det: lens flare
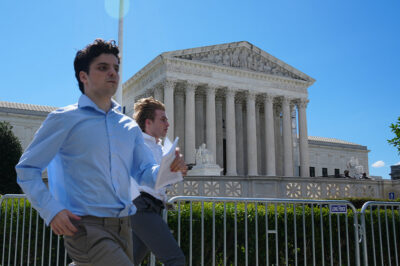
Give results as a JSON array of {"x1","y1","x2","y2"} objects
[{"x1": 104, "y1": 0, "x2": 130, "y2": 19}]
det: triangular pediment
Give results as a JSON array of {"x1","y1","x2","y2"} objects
[{"x1": 162, "y1": 41, "x2": 314, "y2": 83}]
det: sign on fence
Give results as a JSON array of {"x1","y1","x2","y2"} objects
[
  {"x1": 329, "y1": 204, "x2": 347, "y2": 213},
  {"x1": 389, "y1": 192, "x2": 395, "y2": 200}
]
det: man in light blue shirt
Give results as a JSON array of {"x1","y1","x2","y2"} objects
[{"x1": 15, "y1": 39, "x2": 186, "y2": 266}]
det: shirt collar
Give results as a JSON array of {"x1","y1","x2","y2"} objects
[
  {"x1": 142, "y1": 132, "x2": 161, "y2": 145},
  {"x1": 78, "y1": 94, "x2": 121, "y2": 113}
]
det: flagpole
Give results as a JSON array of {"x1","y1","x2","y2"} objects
[{"x1": 116, "y1": 0, "x2": 124, "y2": 106}]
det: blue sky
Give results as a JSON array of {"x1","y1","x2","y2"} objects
[{"x1": 1, "y1": 0, "x2": 399, "y2": 178}]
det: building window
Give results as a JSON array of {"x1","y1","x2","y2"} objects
[
  {"x1": 322, "y1": 168, "x2": 328, "y2": 177},
  {"x1": 310, "y1": 167, "x2": 315, "y2": 177},
  {"x1": 334, "y1": 169, "x2": 340, "y2": 177}
]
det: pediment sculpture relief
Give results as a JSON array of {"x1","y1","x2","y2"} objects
[{"x1": 174, "y1": 47, "x2": 305, "y2": 81}]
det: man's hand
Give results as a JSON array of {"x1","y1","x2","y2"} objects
[
  {"x1": 50, "y1": 209, "x2": 81, "y2": 236},
  {"x1": 170, "y1": 148, "x2": 188, "y2": 175}
]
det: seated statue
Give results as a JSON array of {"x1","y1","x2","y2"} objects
[{"x1": 188, "y1": 143, "x2": 222, "y2": 176}]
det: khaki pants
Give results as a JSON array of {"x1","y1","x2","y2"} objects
[{"x1": 64, "y1": 216, "x2": 133, "y2": 266}]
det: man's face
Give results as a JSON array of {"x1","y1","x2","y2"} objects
[
  {"x1": 145, "y1": 109, "x2": 169, "y2": 140},
  {"x1": 79, "y1": 53, "x2": 119, "y2": 98}
]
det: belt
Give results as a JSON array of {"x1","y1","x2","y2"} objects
[
  {"x1": 79, "y1": 215, "x2": 130, "y2": 226},
  {"x1": 140, "y1": 192, "x2": 164, "y2": 208}
]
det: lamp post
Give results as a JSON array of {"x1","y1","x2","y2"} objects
[{"x1": 116, "y1": 0, "x2": 124, "y2": 106}]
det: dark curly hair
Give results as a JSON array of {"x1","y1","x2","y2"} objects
[
  {"x1": 74, "y1": 39, "x2": 120, "y2": 93},
  {"x1": 133, "y1": 97, "x2": 165, "y2": 132}
]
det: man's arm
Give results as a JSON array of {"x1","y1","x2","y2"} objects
[
  {"x1": 16, "y1": 111, "x2": 69, "y2": 225},
  {"x1": 130, "y1": 128, "x2": 159, "y2": 188}
]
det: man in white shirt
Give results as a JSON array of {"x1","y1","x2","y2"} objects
[{"x1": 131, "y1": 97, "x2": 185, "y2": 266}]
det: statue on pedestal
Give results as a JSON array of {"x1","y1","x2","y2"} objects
[{"x1": 187, "y1": 143, "x2": 223, "y2": 176}]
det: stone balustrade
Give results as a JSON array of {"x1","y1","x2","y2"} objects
[{"x1": 167, "y1": 176, "x2": 399, "y2": 200}]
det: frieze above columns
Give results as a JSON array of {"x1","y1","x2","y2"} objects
[{"x1": 174, "y1": 47, "x2": 306, "y2": 81}]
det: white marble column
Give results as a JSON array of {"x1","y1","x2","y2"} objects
[
  {"x1": 185, "y1": 83, "x2": 196, "y2": 164},
  {"x1": 282, "y1": 97, "x2": 293, "y2": 176},
  {"x1": 298, "y1": 99, "x2": 310, "y2": 177},
  {"x1": 206, "y1": 86, "x2": 217, "y2": 161},
  {"x1": 274, "y1": 104, "x2": 283, "y2": 176},
  {"x1": 163, "y1": 80, "x2": 175, "y2": 141},
  {"x1": 246, "y1": 91, "x2": 258, "y2": 176},
  {"x1": 216, "y1": 99, "x2": 224, "y2": 168},
  {"x1": 153, "y1": 86, "x2": 162, "y2": 102},
  {"x1": 225, "y1": 89, "x2": 237, "y2": 176},
  {"x1": 264, "y1": 94, "x2": 276, "y2": 176},
  {"x1": 235, "y1": 99, "x2": 244, "y2": 175}
]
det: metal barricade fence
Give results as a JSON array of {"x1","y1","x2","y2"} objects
[
  {"x1": 0, "y1": 194, "x2": 70, "y2": 266},
  {"x1": 360, "y1": 201, "x2": 400, "y2": 266},
  {"x1": 164, "y1": 196, "x2": 360, "y2": 266},
  {"x1": 0, "y1": 195, "x2": 368, "y2": 265}
]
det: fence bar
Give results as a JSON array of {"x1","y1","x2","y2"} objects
[
  {"x1": 234, "y1": 202, "x2": 237, "y2": 266},
  {"x1": 284, "y1": 203, "x2": 288, "y2": 265},
  {"x1": 224, "y1": 202, "x2": 227, "y2": 266},
  {"x1": 201, "y1": 201, "x2": 204, "y2": 266},
  {"x1": 20, "y1": 199, "x2": 26, "y2": 266},
  {"x1": 345, "y1": 212, "x2": 350, "y2": 266},
  {"x1": 302, "y1": 204, "x2": 306, "y2": 266},
  {"x1": 320, "y1": 203, "x2": 325, "y2": 266},
  {"x1": 378, "y1": 206, "x2": 384, "y2": 266},
  {"x1": 244, "y1": 202, "x2": 248, "y2": 266},
  {"x1": 212, "y1": 201, "x2": 215, "y2": 266},
  {"x1": 328, "y1": 208, "x2": 333, "y2": 266},
  {"x1": 385, "y1": 206, "x2": 392, "y2": 266},
  {"x1": 337, "y1": 214, "x2": 342, "y2": 266},
  {"x1": 293, "y1": 203, "x2": 297, "y2": 266},
  {"x1": 189, "y1": 201, "x2": 193, "y2": 266},
  {"x1": 392, "y1": 206, "x2": 398, "y2": 266},
  {"x1": 265, "y1": 202, "x2": 269, "y2": 266},
  {"x1": 311, "y1": 203, "x2": 316, "y2": 266},
  {"x1": 255, "y1": 202, "x2": 258, "y2": 266}
]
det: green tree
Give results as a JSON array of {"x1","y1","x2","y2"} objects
[
  {"x1": 0, "y1": 121, "x2": 23, "y2": 194},
  {"x1": 388, "y1": 116, "x2": 400, "y2": 155}
]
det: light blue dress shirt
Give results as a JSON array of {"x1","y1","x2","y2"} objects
[{"x1": 16, "y1": 94, "x2": 159, "y2": 225}]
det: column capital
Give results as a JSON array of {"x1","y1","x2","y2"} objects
[
  {"x1": 186, "y1": 82, "x2": 198, "y2": 92},
  {"x1": 264, "y1": 93, "x2": 276, "y2": 103},
  {"x1": 246, "y1": 91, "x2": 257, "y2": 101},
  {"x1": 225, "y1": 88, "x2": 237, "y2": 98},
  {"x1": 296, "y1": 98, "x2": 309, "y2": 109},
  {"x1": 206, "y1": 84, "x2": 218, "y2": 95},
  {"x1": 163, "y1": 79, "x2": 176, "y2": 90},
  {"x1": 281, "y1": 96, "x2": 294, "y2": 106}
]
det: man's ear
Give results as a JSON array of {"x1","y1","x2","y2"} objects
[
  {"x1": 79, "y1": 71, "x2": 88, "y2": 84},
  {"x1": 144, "y1": 118, "x2": 152, "y2": 133}
]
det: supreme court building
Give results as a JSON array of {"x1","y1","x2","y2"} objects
[{"x1": 122, "y1": 41, "x2": 369, "y2": 178}]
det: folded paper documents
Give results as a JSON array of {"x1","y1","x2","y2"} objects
[{"x1": 155, "y1": 137, "x2": 183, "y2": 190}]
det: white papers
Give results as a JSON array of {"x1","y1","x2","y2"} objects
[{"x1": 155, "y1": 137, "x2": 183, "y2": 190}]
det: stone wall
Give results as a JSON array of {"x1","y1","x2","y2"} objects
[{"x1": 167, "y1": 176, "x2": 398, "y2": 200}]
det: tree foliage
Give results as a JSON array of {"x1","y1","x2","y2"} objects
[
  {"x1": 0, "y1": 121, "x2": 23, "y2": 194},
  {"x1": 388, "y1": 116, "x2": 400, "y2": 155}
]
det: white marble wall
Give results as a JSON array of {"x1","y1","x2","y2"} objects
[
  {"x1": 309, "y1": 144, "x2": 369, "y2": 176},
  {"x1": 0, "y1": 113, "x2": 45, "y2": 150}
]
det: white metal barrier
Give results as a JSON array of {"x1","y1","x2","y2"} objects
[
  {"x1": 360, "y1": 201, "x2": 400, "y2": 266},
  {"x1": 164, "y1": 196, "x2": 360, "y2": 266},
  {"x1": 3, "y1": 194, "x2": 399, "y2": 266}
]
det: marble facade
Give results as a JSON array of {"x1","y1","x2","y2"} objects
[{"x1": 123, "y1": 41, "x2": 316, "y2": 177}]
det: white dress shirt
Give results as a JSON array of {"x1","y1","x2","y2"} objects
[{"x1": 138, "y1": 133, "x2": 167, "y2": 202}]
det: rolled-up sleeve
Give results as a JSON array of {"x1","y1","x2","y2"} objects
[{"x1": 16, "y1": 112, "x2": 68, "y2": 225}]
